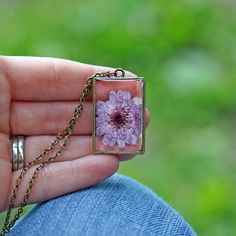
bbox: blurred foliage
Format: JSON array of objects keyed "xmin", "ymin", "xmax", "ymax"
[{"xmin": 0, "ymin": 0, "xmax": 235, "ymax": 235}]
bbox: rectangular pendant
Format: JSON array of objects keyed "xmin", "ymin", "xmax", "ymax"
[{"xmin": 92, "ymin": 76, "xmax": 145, "ymax": 155}]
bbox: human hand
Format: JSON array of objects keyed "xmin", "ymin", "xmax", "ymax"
[{"xmin": 0, "ymin": 56, "xmax": 150, "ymax": 212}]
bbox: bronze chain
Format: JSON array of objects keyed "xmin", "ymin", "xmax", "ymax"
[{"xmin": 1, "ymin": 69, "xmax": 125, "ymax": 235}]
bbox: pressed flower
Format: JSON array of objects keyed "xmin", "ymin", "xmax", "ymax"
[{"xmin": 96, "ymin": 90, "xmax": 142, "ymax": 148}]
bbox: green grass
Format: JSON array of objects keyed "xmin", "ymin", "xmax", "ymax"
[{"xmin": 0, "ymin": 0, "xmax": 235, "ymax": 235}]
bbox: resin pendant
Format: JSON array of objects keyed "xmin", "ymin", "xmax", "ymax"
[{"xmin": 92, "ymin": 75, "xmax": 145, "ymax": 155}]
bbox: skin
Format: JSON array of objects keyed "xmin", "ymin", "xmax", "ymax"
[{"xmin": 0, "ymin": 56, "xmax": 150, "ymax": 213}]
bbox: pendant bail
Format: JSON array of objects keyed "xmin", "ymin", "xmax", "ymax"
[{"xmin": 114, "ymin": 68, "xmax": 125, "ymax": 77}]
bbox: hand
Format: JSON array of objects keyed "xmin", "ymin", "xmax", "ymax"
[{"xmin": 0, "ymin": 56, "xmax": 150, "ymax": 212}]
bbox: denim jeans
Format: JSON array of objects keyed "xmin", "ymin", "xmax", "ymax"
[{"xmin": 9, "ymin": 174, "xmax": 196, "ymax": 236}]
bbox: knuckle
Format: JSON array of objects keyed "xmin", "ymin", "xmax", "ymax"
[
  {"xmin": 40, "ymin": 165, "xmax": 55, "ymax": 199},
  {"xmin": 0, "ymin": 56, "xmax": 7, "ymax": 78},
  {"xmin": 70, "ymin": 161, "xmax": 78, "ymax": 183},
  {"xmin": 41, "ymin": 165, "xmax": 54, "ymax": 184}
]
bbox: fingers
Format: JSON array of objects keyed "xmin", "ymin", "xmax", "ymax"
[
  {"xmin": 5, "ymin": 154, "xmax": 119, "ymax": 211},
  {"xmin": 10, "ymin": 101, "xmax": 93, "ymax": 135},
  {"xmin": 24, "ymin": 135, "xmax": 92, "ymax": 164},
  {"xmin": 10, "ymin": 101, "xmax": 150, "ymax": 135},
  {"xmin": 23, "ymin": 134, "xmax": 151, "ymax": 164},
  {"xmin": 0, "ymin": 134, "xmax": 12, "ymax": 212},
  {"xmin": 0, "ymin": 71, "xmax": 12, "ymax": 210},
  {"xmin": 1, "ymin": 56, "xmax": 136, "ymax": 101},
  {"xmin": 0, "ymin": 67, "xmax": 10, "ymax": 134}
]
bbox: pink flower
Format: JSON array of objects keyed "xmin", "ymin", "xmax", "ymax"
[{"xmin": 96, "ymin": 90, "xmax": 142, "ymax": 148}]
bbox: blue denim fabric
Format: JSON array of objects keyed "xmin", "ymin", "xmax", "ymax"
[{"xmin": 9, "ymin": 174, "xmax": 196, "ymax": 236}]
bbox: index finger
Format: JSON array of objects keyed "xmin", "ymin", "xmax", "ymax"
[{"xmin": 0, "ymin": 56, "xmax": 135, "ymax": 101}]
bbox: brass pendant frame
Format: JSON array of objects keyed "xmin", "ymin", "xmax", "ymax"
[{"xmin": 92, "ymin": 76, "xmax": 145, "ymax": 155}]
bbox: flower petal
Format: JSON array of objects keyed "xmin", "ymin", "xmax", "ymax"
[
  {"xmin": 123, "ymin": 90, "xmax": 131, "ymax": 100},
  {"xmin": 109, "ymin": 91, "xmax": 117, "ymax": 104},
  {"xmin": 117, "ymin": 139, "xmax": 126, "ymax": 148},
  {"xmin": 133, "ymin": 97, "xmax": 142, "ymax": 105},
  {"xmin": 106, "ymin": 100, "xmax": 115, "ymax": 111},
  {"xmin": 96, "ymin": 101, "xmax": 109, "ymax": 115},
  {"xmin": 96, "ymin": 126, "xmax": 106, "ymax": 135},
  {"xmin": 130, "ymin": 134, "xmax": 138, "ymax": 144}
]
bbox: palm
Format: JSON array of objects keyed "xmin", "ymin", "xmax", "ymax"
[{"xmin": 0, "ymin": 57, "xmax": 149, "ymax": 213}]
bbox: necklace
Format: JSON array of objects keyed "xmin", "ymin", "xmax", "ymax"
[{"xmin": 1, "ymin": 69, "xmax": 145, "ymax": 235}]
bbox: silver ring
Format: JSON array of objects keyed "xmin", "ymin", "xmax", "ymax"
[
  {"xmin": 12, "ymin": 136, "xmax": 25, "ymax": 171},
  {"xmin": 12, "ymin": 137, "xmax": 19, "ymax": 171}
]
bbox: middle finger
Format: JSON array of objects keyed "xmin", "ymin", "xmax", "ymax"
[
  {"xmin": 10, "ymin": 101, "xmax": 150, "ymax": 135},
  {"xmin": 10, "ymin": 101, "xmax": 93, "ymax": 135}
]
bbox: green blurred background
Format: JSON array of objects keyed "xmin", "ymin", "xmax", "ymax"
[{"xmin": 0, "ymin": 0, "xmax": 235, "ymax": 235}]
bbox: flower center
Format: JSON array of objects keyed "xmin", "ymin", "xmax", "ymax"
[
  {"xmin": 109, "ymin": 109, "xmax": 129, "ymax": 129},
  {"xmin": 114, "ymin": 114, "xmax": 125, "ymax": 125}
]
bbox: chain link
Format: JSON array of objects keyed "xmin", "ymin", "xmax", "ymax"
[{"xmin": 1, "ymin": 69, "xmax": 125, "ymax": 235}]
